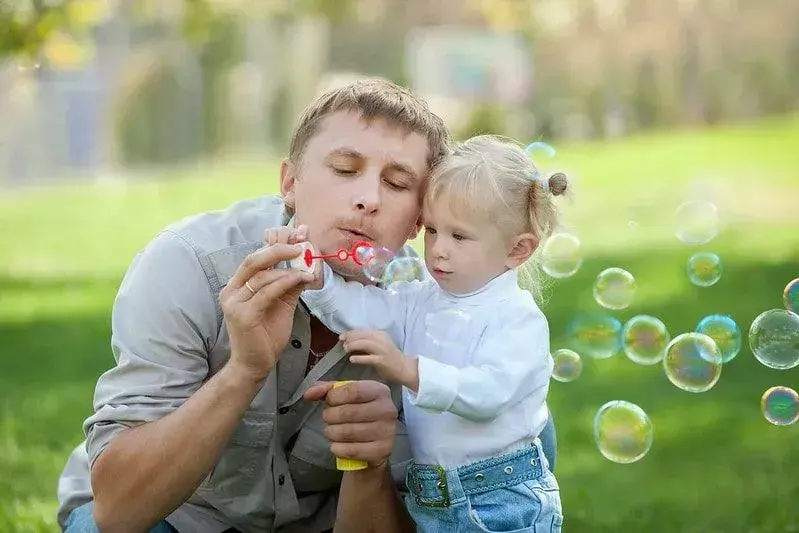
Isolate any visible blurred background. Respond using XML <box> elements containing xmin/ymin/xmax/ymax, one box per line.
<box><xmin>1</xmin><ymin>0</ymin><xmax>798</xmax><ymax>531</ymax></box>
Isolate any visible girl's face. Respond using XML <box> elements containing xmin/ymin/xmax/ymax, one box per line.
<box><xmin>422</xmin><ymin>196</ymin><xmax>516</xmax><ymax>294</ymax></box>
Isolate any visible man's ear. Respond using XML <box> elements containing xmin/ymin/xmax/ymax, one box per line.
<box><xmin>280</xmin><ymin>159</ymin><xmax>297</xmax><ymax>209</ymax></box>
<box><xmin>506</xmin><ymin>233</ymin><xmax>538</xmax><ymax>269</ymax></box>
<box><xmin>408</xmin><ymin>214</ymin><xmax>424</xmax><ymax>240</ymax></box>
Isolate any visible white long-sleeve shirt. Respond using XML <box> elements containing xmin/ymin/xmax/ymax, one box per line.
<box><xmin>301</xmin><ymin>265</ymin><xmax>553</xmax><ymax>467</ymax></box>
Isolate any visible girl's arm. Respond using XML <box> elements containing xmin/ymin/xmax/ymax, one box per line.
<box><xmin>302</xmin><ymin>262</ymin><xmax>431</xmax><ymax>336</ymax></box>
<box><xmin>407</xmin><ymin>306</ymin><xmax>552</xmax><ymax>421</ymax></box>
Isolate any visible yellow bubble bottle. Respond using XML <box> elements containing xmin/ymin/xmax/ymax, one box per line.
<box><xmin>332</xmin><ymin>381</ymin><xmax>369</xmax><ymax>471</ymax></box>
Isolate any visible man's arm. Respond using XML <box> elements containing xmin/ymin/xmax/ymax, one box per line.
<box><xmin>92</xmin><ymin>364</ymin><xmax>262</xmax><ymax>532</ymax></box>
<box><xmin>304</xmin><ymin>381</ymin><xmax>415</xmax><ymax>533</ymax></box>
<box><xmin>89</xmin><ymin>232</ymin><xmax>311</xmax><ymax>532</ymax></box>
<box><xmin>335</xmin><ymin>465</ymin><xmax>415</xmax><ymax>533</ymax></box>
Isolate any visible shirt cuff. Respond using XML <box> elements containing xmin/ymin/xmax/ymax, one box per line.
<box><xmin>301</xmin><ymin>262</ymin><xmax>337</xmax><ymax>313</ymax></box>
<box><xmin>407</xmin><ymin>356</ymin><xmax>458</xmax><ymax>412</ymax></box>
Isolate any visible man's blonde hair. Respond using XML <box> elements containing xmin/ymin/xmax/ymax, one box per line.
<box><xmin>288</xmin><ymin>78</ymin><xmax>451</xmax><ymax>169</ymax></box>
<box><xmin>425</xmin><ymin>135</ymin><xmax>570</xmax><ymax>302</ymax></box>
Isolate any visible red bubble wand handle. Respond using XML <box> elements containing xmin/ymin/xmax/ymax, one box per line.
<box><xmin>302</xmin><ymin>241</ymin><xmax>373</xmax><ymax>268</ymax></box>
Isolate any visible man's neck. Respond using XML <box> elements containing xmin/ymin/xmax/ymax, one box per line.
<box><xmin>310</xmin><ymin>315</ymin><xmax>340</xmax><ymax>355</ymax></box>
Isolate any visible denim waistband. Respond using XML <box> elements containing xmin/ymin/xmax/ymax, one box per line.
<box><xmin>406</xmin><ymin>439</ymin><xmax>548</xmax><ymax>508</ymax></box>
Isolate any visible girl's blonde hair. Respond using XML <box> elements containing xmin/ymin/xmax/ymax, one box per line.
<box><xmin>425</xmin><ymin>135</ymin><xmax>570</xmax><ymax>302</ymax></box>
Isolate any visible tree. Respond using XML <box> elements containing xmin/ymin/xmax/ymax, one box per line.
<box><xmin>0</xmin><ymin>0</ymin><xmax>356</xmax><ymax>61</ymax></box>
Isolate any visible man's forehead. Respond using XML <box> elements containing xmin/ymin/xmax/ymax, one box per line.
<box><xmin>314</xmin><ymin>111</ymin><xmax>430</xmax><ymax>170</ymax></box>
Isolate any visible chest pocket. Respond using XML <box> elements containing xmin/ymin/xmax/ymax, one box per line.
<box><xmin>196</xmin><ymin>410</ymin><xmax>276</xmax><ymax>524</ymax></box>
<box><xmin>286</xmin><ymin>405</ymin><xmax>341</xmax><ymax>495</ymax></box>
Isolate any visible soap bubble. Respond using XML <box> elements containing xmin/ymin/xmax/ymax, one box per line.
<box><xmin>594</xmin><ymin>268</ymin><xmax>636</xmax><ymax>310</ymax></box>
<box><xmin>622</xmin><ymin>315</ymin><xmax>670</xmax><ymax>365</ymax></box>
<box><xmin>594</xmin><ymin>401</ymin><xmax>654</xmax><ymax>464</ymax></box>
<box><xmin>748</xmin><ymin>309</ymin><xmax>799</xmax><ymax>370</ymax></box>
<box><xmin>784</xmin><ymin>278</ymin><xmax>799</xmax><ymax>313</ymax></box>
<box><xmin>686</xmin><ymin>252</ymin><xmax>722</xmax><ymax>287</ymax></box>
<box><xmin>361</xmin><ymin>247</ymin><xmax>395</xmax><ymax>283</ymax></box>
<box><xmin>551</xmin><ymin>349</ymin><xmax>583</xmax><ymax>383</ymax></box>
<box><xmin>568</xmin><ymin>313</ymin><xmax>623</xmax><ymax>359</ymax></box>
<box><xmin>524</xmin><ymin>141</ymin><xmax>557</xmax><ymax>161</ymax></box>
<box><xmin>663</xmin><ymin>333</ymin><xmax>723</xmax><ymax>393</ymax></box>
<box><xmin>675</xmin><ymin>200</ymin><xmax>718</xmax><ymax>244</ymax></box>
<box><xmin>355</xmin><ymin>244</ymin><xmax>375</xmax><ymax>264</ymax></box>
<box><xmin>384</xmin><ymin>257</ymin><xmax>427</xmax><ymax>284</ymax></box>
<box><xmin>695</xmin><ymin>314</ymin><xmax>742</xmax><ymax>363</ymax></box>
<box><xmin>424</xmin><ymin>307</ymin><xmax>474</xmax><ymax>350</ymax></box>
<box><xmin>760</xmin><ymin>386</ymin><xmax>799</xmax><ymax>426</ymax></box>
<box><xmin>540</xmin><ymin>233</ymin><xmax>582</xmax><ymax>279</ymax></box>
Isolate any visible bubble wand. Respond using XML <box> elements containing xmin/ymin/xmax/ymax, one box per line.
<box><xmin>290</xmin><ymin>240</ymin><xmax>374</xmax><ymax>271</ymax></box>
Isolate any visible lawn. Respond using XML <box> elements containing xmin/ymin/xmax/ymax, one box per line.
<box><xmin>1</xmin><ymin>115</ymin><xmax>798</xmax><ymax>532</ymax></box>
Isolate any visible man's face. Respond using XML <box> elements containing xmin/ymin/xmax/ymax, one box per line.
<box><xmin>281</xmin><ymin>111</ymin><xmax>430</xmax><ymax>282</ymax></box>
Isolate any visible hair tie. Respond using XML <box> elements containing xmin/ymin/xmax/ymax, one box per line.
<box><xmin>525</xmin><ymin>170</ymin><xmax>549</xmax><ymax>192</ymax></box>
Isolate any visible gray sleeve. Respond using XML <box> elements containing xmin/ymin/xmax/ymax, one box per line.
<box><xmin>83</xmin><ymin>230</ymin><xmax>219</xmax><ymax>468</ymax></box>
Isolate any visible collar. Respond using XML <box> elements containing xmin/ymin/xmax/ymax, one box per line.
<box><xmin>439</xmin><ymin>268</ymin><xmax>520</xmax><ymax>306</ymax></box>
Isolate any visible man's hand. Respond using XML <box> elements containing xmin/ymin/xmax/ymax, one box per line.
<box><xmin>304</xmin><ymin>380</ymin><xmax>398</xmax><ymax>467</ymax></box>
<box><xmin>220</xmin><ymin>233</ymin><xmax>314</xmax><ymax>383</ymax></box>
<box><xmin>341</xmin><ymin>330</ymin><xmax>419</xmax><ymax>391</ymax></box>
<box><xmin>266</xmin><ymin>223</ymin><xmax>324</xmax><ymax>289</ymax></box>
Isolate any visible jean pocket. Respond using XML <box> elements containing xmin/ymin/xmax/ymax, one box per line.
<box><xmin>465</xmin><ymin>482</ymin><xmax>540</xmax><ymax>533</ymax></box>
<box><xmin>524</xmin><ymin>476</ymin><xmax>563</xmax><ymax>533</ymax></box>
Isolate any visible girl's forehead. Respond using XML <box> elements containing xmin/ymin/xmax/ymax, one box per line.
<box><xmin>424</xmin><ymin>194</ymin><xmax>490</xmax><ymax>226</ymax></box>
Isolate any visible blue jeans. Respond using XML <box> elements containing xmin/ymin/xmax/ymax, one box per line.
<box><xmin>64</xmin><ymin>502</ymin><xmax>177</xmax><ymax>533</ymax></box>
<box><xmin>405</xmin><ymin>439</ymin><xmax>563</xmax><ymax>532</ymax></box>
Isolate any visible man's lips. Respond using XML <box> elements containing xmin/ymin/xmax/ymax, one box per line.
<box><xmin>338</xmin><ymin>227</ymin><xmax>374</xmax><ymax>241</ymax></box>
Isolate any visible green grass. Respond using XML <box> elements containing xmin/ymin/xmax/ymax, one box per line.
<box><xmin>2</xmin><ymin>116</ymin><xmax>799</xmax><ymax>532</ymax></box>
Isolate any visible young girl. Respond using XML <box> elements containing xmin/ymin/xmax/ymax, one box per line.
<box><xmin>298</xmin><ymin>135</ymin><xmax>568</xmax><ymax>532</ymax></box>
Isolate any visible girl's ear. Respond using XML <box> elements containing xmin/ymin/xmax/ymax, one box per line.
<box><xmin>506</xmin><ymin>233</ymin><xmax>538</xmax><ymax>268</ymax></box>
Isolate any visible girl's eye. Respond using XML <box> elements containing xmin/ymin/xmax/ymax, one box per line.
<box><xmin>387</xmin><ymin>181</ymin><xmax>408</xmax><ymax>191</ymax></box>
<box><xmin>453</xmin><ymin>233</ymin><xmax>466</xmax><ymax>241</ymax></box>
<box><xmin>426</xmin><ymin>227</ymin><xmax>437</xmax><ymax>235</ymax></box>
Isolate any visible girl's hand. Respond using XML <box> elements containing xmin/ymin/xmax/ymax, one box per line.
<box><xmin>341</xmin><ymin>330</ymin><xmax>419</xmax><ymax>391</ymax></box>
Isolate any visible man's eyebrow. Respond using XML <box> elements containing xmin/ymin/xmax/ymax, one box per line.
<box><xmin>327</xmin><ymin>147</ymin><xmax>363</xmax><ymax>159</ymax></box>
<box><xmin>386</xmin><ymin>161</ymin><xmax>418</xmax><ymax>180</ymax></box>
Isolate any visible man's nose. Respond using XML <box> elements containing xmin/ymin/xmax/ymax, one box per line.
<box><xmin>351</xmin><ymin>174</ymin><xmax>381</xmax><ymax>214</ymax></box>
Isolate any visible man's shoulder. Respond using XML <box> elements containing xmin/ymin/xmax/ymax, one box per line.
<box><xmin>163</xmin><ymin>195</ymin><xmax>288</xmax><ymax>253</ymax></box>
<box><xmin>138</xmin><ymin>195</ymin><xmax>288</xmax><ymax>288</ymax></box>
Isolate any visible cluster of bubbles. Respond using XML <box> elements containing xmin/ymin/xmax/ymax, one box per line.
<box><xmin>355</xmin><ymin>246</ymin><xmax>427</xmax><ymax>286</ymax></box>
<box><xmin>357</xmin><ymin>140</ymin><xmax>799</xmax><ymax>463</ymax></box>
<box><xmin>536</xmin><ymin>173</ymin><xmax>799</xmax><ymax>462</ymax></box>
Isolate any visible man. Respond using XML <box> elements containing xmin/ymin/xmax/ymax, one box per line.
<box><xmin>57</xmin><ymin>78</ymin><xmax>557</xmax><ymax>532</ymax></box>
